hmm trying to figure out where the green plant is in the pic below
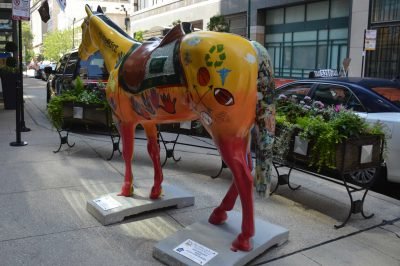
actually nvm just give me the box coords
[275,95,386,170]
[0,41,18,74]
[47,77,109,129]
[207,15,230,32]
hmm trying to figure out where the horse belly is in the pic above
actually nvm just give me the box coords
[114,85,197,124]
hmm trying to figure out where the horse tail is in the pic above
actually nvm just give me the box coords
[251,41,276,197]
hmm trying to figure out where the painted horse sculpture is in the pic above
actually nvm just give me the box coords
[79,5,275,252]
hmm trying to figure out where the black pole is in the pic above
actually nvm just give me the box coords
[10,20,28,147]
[18,20,30,132]
[247,0,251,39]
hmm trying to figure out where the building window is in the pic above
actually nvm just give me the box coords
[366,0,400,79]
[265,0,349,78]
[225,13,247,37]
[371,0,400,23]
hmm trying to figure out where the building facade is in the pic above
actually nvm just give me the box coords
[29,0,135,55]
[130,0,400,80]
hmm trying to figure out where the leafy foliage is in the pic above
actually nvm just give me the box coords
[47,77,109,129]
[22,21,34,64]
[133,31,144,42]
[42,29,73,61]
[207,15,230,32]
[275,95,386,170]
[171,20,181,26]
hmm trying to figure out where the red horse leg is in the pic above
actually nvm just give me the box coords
[215,136,254,251]
[143,124,163,199]
[118,123,135,197]
[209,183,238,225]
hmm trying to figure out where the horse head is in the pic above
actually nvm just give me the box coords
[78,5,102,60]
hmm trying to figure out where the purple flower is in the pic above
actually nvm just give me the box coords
[278,94,287,100]
[335,104,343,112]
[313,101,324,109]
[304,96,311,101]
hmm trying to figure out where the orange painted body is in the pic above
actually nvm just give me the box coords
[79,5,274,252]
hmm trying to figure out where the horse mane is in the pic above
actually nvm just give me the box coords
[93,12,133,41]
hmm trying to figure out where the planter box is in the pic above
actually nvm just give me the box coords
[159,120,210,138]
[0,72,18,110]
[287,134,383,173]
[61,102,114,133]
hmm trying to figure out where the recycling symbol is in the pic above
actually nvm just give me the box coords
[205,44,226,67]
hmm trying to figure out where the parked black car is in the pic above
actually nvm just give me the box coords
[45,50,108,103]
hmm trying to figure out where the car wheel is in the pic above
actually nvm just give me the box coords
[347,166,384,187]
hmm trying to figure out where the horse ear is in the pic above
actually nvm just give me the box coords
[85,4,93,16]
[97,6,104,14]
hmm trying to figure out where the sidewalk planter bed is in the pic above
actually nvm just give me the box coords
[47,77,113,132]
[0,41,18,110]
[0,72,18,109]
[274,95,386,187]
[288,133,383,173]
[47,78,120,159]
[61,102,114,133]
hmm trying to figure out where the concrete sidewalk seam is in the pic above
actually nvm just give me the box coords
[251,217,400,266]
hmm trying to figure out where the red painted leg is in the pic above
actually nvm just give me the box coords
[209,183,238,225]
[143,124,163,199]
[118,123,135,197]
[217,137,254,251]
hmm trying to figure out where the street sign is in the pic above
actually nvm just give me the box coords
[12,0,30,21]
[364,29,377,51]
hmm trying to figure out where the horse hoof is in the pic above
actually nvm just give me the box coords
[118,183,133,197]
[231,234,252,252]
[208,208,227,225]
[150,186,162,199]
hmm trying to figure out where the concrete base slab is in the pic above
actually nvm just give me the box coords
[87,184,195,225]
[153,211,289,266]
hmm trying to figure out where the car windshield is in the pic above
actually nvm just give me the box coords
[371,87,400,107]
[80,52,108,79]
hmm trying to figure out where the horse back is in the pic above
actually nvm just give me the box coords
[118,23,193,95]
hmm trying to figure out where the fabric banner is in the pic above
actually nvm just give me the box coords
[12,0,31,21]
[38,0,50,23]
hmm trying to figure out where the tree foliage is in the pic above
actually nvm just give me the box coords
[171,19,181,26]
[42,29,73,61]
[133,31,144,42]
[22,21,34,63]
[207,15,229,32]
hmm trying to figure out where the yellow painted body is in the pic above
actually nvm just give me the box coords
[79,13,257,140]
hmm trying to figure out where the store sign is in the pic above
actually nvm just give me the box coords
[365,29,377,51]
[12,0,30,21]
[310,69,339,78]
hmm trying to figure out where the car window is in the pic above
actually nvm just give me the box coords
[79,52,109,79]
[313,84,365,112]
[55,54,69,74]
[371,87,400,108]
[276,83,313,100]
[64,52,79,75]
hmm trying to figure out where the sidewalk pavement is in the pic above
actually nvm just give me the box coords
[0,78,399,266]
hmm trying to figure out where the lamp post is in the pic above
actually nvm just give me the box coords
[121,5,130,32]
[72,17,76,49]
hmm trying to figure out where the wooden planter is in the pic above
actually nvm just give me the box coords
[287,134,383,173]
[0,72,18,110]
[61,102,114,133]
